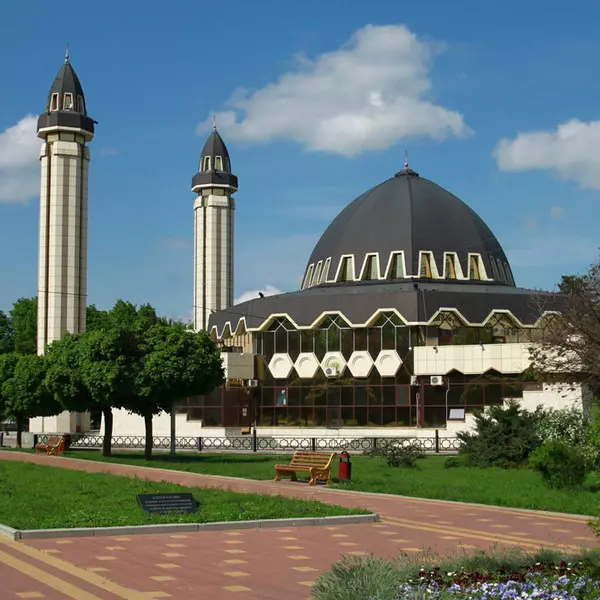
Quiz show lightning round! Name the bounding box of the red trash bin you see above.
[338,450,352,481]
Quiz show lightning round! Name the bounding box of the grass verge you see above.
[66,450,600,515]
[0,461,367,530]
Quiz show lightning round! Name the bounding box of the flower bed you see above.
[311,548,600,600]
[399,561,600,598]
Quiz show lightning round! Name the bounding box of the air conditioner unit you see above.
[324,366,339,377]
[410,375,419,386]
[430,375,444,386]
[246,379,259,388]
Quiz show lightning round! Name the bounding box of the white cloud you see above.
[235,285,282,305]
[0,115,41,203]
[549,205,566,220]
[495,119,600,189]
[198,24,470,156]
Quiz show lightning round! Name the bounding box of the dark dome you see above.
[37,52,95,138]
[191,127,238,192]
[303,167,515,289]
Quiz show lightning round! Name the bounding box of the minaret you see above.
[37,49,95,354]
[191,125,238,331]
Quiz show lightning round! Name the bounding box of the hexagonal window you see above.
[348,351,374,378]
[294,353,320,379]
[320,351,346,375]
[375,350,401,377]
[267,353,294,379]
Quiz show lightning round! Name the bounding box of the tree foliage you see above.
[0,310,14,354]
[10,297,37,355]
[2,354,61,447]
[457,400,544,468]
[530,260,600,388]
[129,322,224,458]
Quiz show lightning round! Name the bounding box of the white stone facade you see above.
[31,129,92,435]
[194,193,235,331]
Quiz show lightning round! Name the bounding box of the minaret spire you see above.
[212,114,217,131]
[404,149,409,169]
[65,43,69,63]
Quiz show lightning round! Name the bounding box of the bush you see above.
[530,440,589,489]
[444,456,464,469]
[368,440,425,468]
[457,400,543,468]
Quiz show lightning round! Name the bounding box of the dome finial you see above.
[404,149,409,169]
[65,43,69,63]
[212,114,217,131]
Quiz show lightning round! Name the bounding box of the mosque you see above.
[30,53,586,440]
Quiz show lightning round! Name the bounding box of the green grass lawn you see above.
[0,461,366,530]
[68,450,600,516]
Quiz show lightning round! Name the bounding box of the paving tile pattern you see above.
[0,451,596,599]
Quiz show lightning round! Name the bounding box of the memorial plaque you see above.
[137,493,199,515]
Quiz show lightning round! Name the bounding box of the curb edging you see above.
[0,513,378,541]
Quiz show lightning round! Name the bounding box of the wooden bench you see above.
[34,435,65,456]
[274,451,337,486]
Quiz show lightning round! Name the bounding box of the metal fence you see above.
[34,431,461,454]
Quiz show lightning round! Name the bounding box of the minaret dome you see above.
[37,49,95,141]
[191,126,238,193]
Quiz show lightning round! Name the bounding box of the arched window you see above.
[203,156,211,171]
[50,94,59,111]
[338,256,354,282]
[361,254,379,280]
[320,258,331,283]
[215,156,223,171]
[445,254,457,279]
[77,95,85,113]
[224,158,230,172]
[63,93,74,110]
[386,252,405,279]
[302,265,314,289]
[419,253,432,278]
[312,262,323,286]
[469,255,481,280]
[489,256,499,281]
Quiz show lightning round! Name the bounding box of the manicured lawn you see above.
[69,450,600,516]
[0,461,366,530]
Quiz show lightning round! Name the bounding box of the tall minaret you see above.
[37,49,95,354]
[191,125,238,331]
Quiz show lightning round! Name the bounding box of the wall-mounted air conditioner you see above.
[324,367,339,378]
[246,379,259,388]
[410,375,419,386]
[430,375,444,386]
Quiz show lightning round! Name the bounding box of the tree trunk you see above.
[102,408,113,457]
[15,414,24,449]
[144,413,153,460]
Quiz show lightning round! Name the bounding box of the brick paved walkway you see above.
[0,451,596,599]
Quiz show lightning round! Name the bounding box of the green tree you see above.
[86,305,110,332]
[128,323,224,459]
[0,310,14,354]
[531,261,600,387]
[2,354,61,447]
[0,353,19,427]
[10,297,37,355]
[46,328,141,457]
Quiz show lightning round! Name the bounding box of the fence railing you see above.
[34,431,461,454]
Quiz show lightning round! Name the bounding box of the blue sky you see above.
[1,0,600,319]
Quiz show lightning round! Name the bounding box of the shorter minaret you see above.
[191,125,238,331]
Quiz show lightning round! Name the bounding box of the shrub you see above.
[368,440,425,468]
[530,440,589,489]
[444,456,463,469]
[457,400,543,468]
[535,406,590,447]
